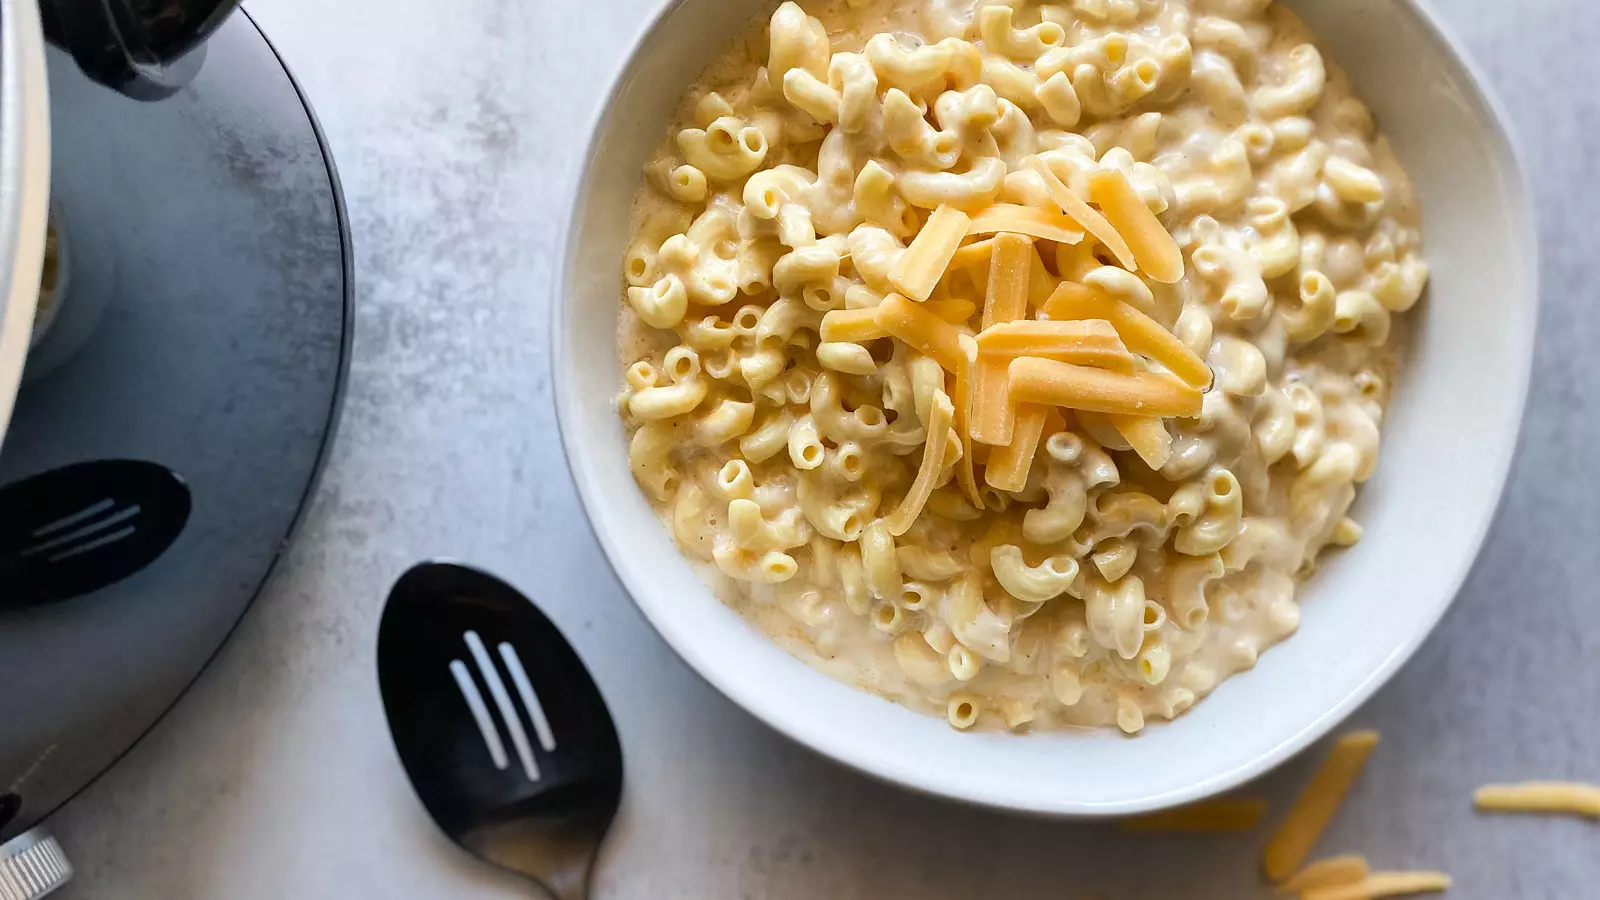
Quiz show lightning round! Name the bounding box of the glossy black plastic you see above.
[0,12,352,845]
[40,0,241,99]
[377,562,623,900]
[0,459,190,608]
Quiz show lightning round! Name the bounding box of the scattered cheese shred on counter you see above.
[1473,781,1600,819]
[1298,870,1452,900]
[1277,855,1371,895]
[1101,729,1600,898]
[1263,730,1381,881]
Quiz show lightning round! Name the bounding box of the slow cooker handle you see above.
[38,0,242,100]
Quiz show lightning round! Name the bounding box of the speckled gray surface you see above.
[40,0,1600,897]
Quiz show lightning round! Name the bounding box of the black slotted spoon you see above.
[377,562,623,900]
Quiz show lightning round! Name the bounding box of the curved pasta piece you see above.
[767,1,829,84]
[1175,469,1243,555]
[627,275,690,329]
[893,632,952,687]
[796,471,872,542]
[670,483,716,561]
[846,225,906,293]
[739,408,795,463]
[978,5,1065,60]
[1253,44,1326,120]
[787,413,825,470]
[861,519,901,600]
[1165,551,1224,629]
[854,161,915,238]
[1024,464,1086,544]
[988,100,1040,167]
[629,378,709,421]
[898,158,1007,210]
[816,341,877,375]
[883,88,962,171]
[1036,70,1082,128]
[1211,335,1267,398]
[1371,256,1429,313]
[898,545,965,581]
[1220,518,1293,574]
[1081,266,1156,317]
[865,31,955,93]
[831,51,881,136]
[1248,198,1301,279]
[991,544,1079,603]
[743,165,817,219]
[1332,289,1391,346]
[946,572,1011,663]
[647,160,709,205]
[655,213,742,307]
[693,398,755,446]
[1136,636,1171,685]
[783,68,840,123]
[809,371,890,443]
[1090,490,1169,545]
[675,117,768,183]
[1088,538,1135,584]
[728,498,811,552]
[1085,575,1145,660]
[1192,239,1269,322]
[933,83,1001,133]
[712,539,799,584]
[837,544,871,616]
[1190,49,1248,126]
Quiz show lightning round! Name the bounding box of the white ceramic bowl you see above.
[555,0,1536,815]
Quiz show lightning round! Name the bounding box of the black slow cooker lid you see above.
[0,10,350,841]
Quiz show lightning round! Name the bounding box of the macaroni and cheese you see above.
[615,0,1426,733]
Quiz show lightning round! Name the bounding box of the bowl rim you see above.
[551,0,1539,816]
[0,0,53,451]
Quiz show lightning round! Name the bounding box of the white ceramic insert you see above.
[0,0,53,449]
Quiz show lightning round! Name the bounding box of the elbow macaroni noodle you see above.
[614,0,1425,733]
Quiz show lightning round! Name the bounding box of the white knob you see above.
[0,829,72,899]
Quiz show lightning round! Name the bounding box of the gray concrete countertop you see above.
[46,0,1600,897]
